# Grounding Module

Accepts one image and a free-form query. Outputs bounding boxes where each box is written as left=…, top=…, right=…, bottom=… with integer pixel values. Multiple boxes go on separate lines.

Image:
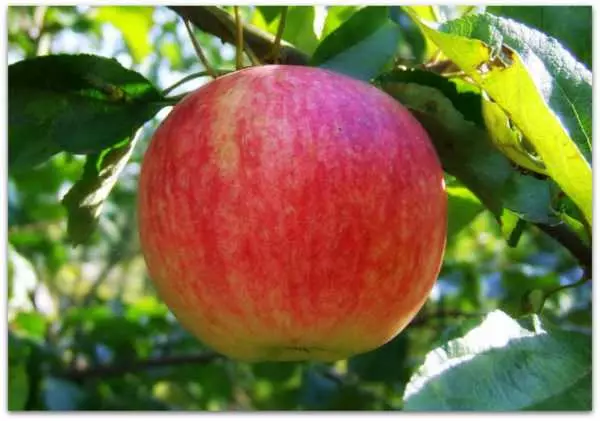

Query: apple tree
left=7, top=5, right=592, bottom=411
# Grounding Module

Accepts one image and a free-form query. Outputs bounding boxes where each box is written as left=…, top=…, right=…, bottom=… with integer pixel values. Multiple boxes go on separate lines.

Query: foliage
left=7, top=5, right=592, bottom=411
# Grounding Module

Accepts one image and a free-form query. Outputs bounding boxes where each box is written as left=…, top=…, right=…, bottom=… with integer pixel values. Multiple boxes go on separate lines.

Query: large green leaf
left=406, top=10, right=592, bottom=227
left=404, top=310, right=592, bottom=410
left=93, top=6, right=154, bottom=63
left=311, top=7, right=402, bottom=81
left=487, top=6, right=592, bottom=69
left=9, top=54, right=164, bottom=170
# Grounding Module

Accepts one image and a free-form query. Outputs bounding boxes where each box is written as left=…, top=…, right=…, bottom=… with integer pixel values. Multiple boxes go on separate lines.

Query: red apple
left=138, top=65, right=446, bottom=362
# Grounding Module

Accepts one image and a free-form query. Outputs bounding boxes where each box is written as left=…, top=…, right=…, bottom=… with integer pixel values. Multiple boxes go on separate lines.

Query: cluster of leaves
left=8, top=5, right=591, bottom=411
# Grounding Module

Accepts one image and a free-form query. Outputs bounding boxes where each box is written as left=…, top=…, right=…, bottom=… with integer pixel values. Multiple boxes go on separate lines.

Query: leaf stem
left=183, top=18, right=217, bottom=79
left=234, top=6, right=244, bottom=69
left=161, top=69, right=233, bottom=96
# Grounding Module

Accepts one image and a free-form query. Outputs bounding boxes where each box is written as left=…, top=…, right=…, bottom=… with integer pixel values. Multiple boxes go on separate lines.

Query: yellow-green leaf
left=94, top=6, right=154, bottom=63
left=482, top=96, right=546, bottom=175
left=405, top=9, right=592, bottom=227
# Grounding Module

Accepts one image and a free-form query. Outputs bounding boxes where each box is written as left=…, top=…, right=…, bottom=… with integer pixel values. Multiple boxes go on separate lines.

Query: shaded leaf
left=378, top=71, right=558, bottom=226
left=8, top=336, right=30, bottom=411
left=9, top=54, right=163, bottom=170
left=312, top=7, right=401, bottom=81
left=43, top=377, right=85, bottom=411
left=348, top=334, right=409, bottom=383
left=61, top=136, right=136, bottom=245
left=299, top=366, right=339, bottom=409
left=404, top=310, right=591, bottom=410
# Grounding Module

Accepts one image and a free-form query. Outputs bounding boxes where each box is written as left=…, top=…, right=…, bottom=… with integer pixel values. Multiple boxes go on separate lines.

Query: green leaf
left=446, top=186, right=484, bottom=241
left=482, top=97, right=546, bottom=176
left=348, top=334, right=410, bottom=383
left=320, top=6, right=359, bottom=39
left=10, top=312, right=48, bottom=342
left=405, top=11, right=592, bottom=227
left=299, top=366, right=339, bottom=409
left=8, top=336, right=30, bottom=411
left=9, top=54, right=163, bottom=170
left=487, top=6, right=592, bottom=69
left=43, top=377, right=85, bottom=410
left=61, top=136, right=136, bottom=245
left=378, top=70, right=557, bottom=226
left=94, top=6, right=154, bottom=63
left=441, top=13, right=592, bottom=165
left=257, top=6, right=285, bottom=25
left=261, top=6, right=318, bottom=55
left=404, top=310, right=591, bottom=410
left=311, top=7, right=402, bottom=81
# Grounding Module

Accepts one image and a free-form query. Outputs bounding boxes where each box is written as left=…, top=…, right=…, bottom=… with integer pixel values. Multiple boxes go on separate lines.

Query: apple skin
left=138, top=65, right=446, bottom=362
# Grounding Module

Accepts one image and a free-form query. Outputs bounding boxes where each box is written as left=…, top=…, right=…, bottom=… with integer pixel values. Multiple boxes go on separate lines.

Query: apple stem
left=183, top=18, right=218, bottom=79
left=234, top=6, right=244, bottom=69
left=265, top=7, right=288, bottom=63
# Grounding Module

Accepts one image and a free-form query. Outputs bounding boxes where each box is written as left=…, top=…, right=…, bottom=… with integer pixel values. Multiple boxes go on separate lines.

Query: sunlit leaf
left=446, top=186, right=484, bottom=241
left=404, top=311, right=592, bottom=410
left=259, top=6, right=318, bottom=55
left=406, top=10, right=592, bottom=227
left=94, top=6, right=154, bottom=63
left=61, top=136, right=136, bottom=245
left=487, top=6, right=592, bottom=69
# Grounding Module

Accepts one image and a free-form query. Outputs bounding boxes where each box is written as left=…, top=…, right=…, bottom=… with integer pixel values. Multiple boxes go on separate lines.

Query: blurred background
left=7, top=5, right=592, bottom=411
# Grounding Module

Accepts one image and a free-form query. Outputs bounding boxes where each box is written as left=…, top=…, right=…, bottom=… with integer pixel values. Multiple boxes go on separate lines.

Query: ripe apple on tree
left=138, top=65, right=447, bottom=362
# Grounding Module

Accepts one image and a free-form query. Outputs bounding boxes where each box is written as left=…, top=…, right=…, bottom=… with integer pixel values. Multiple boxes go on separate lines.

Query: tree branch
left=535, top=222, right=592, bottom=278
left=168, top=6, right=309, bottom=66
left=61, top=352, right=223, bottom=381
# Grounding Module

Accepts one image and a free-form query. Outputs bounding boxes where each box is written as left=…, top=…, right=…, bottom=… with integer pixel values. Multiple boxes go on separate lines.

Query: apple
left=138, top=65, right=446, bottom=362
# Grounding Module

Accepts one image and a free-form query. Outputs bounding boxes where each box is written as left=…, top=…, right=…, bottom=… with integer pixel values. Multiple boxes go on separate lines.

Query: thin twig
left=535, top=222, right=592, bottom=277
left=266, top=6, right=288, bottom=62
left=234, top=6, right=244, bottom=69
left=183, top=18, right=217, bottom=79
left=61, top=352, right=223, bottom=381
left=169, top=6, right=305, bottom=65
left=540, top=274, right=591, bottom=315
